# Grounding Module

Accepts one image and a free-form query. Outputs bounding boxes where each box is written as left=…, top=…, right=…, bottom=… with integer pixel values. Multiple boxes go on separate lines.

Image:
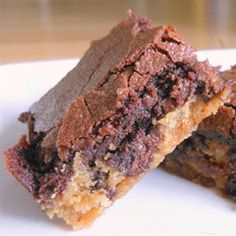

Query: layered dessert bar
left=4, top=12, right=231, bottom=229
left=162, top=66, right=236, bottom=200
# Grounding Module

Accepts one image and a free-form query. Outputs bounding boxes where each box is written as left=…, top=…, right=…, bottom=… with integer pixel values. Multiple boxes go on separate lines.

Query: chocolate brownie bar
left=162, top=66, right=236, bottom=200
left=4, top=12, right=231, bottom=229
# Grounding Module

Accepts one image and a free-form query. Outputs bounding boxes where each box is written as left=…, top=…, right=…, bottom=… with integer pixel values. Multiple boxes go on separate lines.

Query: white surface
left=0, top=49, right=236, bottom=236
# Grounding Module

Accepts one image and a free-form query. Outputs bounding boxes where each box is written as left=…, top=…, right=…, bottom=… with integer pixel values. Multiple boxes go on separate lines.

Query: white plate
left=1, top=49, right=236, bottom=236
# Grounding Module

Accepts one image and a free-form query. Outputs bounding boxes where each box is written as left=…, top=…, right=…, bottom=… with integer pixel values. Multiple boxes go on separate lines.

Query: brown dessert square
left=4, top=12, right=231, bottom=229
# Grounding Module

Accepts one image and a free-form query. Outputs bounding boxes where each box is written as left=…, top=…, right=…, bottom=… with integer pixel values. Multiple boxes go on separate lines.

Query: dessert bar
left=4, top=12, right=231, bottom=228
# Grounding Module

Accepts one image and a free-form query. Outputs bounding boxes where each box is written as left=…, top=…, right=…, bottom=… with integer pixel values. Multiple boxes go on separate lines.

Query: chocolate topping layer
left=5, top=13, right=225, bottom=204
left=28, top=14, right=154, bottom=133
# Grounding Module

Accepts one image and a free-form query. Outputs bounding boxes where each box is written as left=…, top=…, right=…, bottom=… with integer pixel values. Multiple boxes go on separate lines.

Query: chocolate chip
left=226, top=175, right=236, bottom=196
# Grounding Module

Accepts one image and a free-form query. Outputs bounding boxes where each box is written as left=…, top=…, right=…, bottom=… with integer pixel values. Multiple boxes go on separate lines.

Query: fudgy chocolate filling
left=16, top=133, right=74, bottom=205
left=14, top=63, right=219, bottom=203
left=77, top=64, right=206, bottom=176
